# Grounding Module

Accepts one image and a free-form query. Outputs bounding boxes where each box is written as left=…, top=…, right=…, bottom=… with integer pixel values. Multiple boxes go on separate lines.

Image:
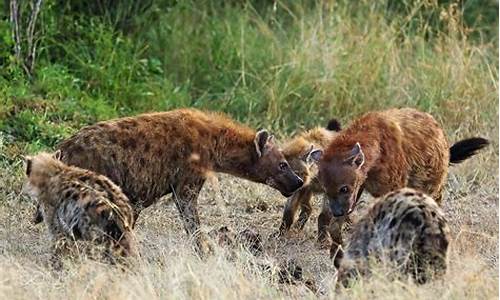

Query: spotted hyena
left=317, top=108, right=488, bottom=246
left=335, top=188, right=450, bottom=286
left=25, top=152, right=137, bottom=267
left=34, top=109, right=303, bottom=254
left=277, top=119, right=341, bottom=243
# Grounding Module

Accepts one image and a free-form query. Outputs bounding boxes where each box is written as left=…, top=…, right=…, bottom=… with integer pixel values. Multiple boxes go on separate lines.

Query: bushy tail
left=449, top=137, right=489, bottom=164
left=326, top=119, right=342, bottom=132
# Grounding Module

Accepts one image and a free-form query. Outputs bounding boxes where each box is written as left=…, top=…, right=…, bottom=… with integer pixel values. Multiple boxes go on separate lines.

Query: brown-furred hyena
left=335, top=188, right=450, bottom=286
left=317, top=108, right=488, bottom=248
left=34, top=109, right=304, bottom=254
left=277, top=119, right=341, bottom=243
left=25, top=152, right=137, bottom=268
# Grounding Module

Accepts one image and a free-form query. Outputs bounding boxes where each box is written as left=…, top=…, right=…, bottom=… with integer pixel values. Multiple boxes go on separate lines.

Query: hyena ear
left=303, top=145, right=323, bottom=164
left=254, top=130, right=274, bottom=157
left=53, top=150, right=62, bottom=160
left=345, top=142, right=364, bottom=169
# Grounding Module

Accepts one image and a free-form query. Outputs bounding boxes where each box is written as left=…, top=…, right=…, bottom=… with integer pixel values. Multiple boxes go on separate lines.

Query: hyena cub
left=278, top=119, right=341, bottom=243
left=24, top=152, right=137, bottom=267
left=335, top=188, right=450, bottom=286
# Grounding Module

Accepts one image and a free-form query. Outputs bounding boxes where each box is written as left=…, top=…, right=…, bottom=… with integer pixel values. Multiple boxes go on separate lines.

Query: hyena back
left=336, top=188, right=450, bottom=286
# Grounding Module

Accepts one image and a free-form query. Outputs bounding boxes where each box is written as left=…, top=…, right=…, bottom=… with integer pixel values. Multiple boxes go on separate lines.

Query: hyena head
left=24, top=151, right=63, bottom=203
left=284, top=144, right=324, bottom=187
left=318, top=143, right=366, bottom=217
left=252, top=130, right=304, bottom=197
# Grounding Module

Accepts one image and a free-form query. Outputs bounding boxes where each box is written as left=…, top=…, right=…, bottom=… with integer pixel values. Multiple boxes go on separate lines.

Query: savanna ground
left=0, top=1, right=498, bottom=299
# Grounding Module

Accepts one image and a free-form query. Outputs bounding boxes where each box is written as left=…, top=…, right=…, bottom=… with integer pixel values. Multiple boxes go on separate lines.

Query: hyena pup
left=25, top=152, right=137, bottom=267
left=336, top=188, right=450, bottom=286
left=35, top=108, right=303, bottom=255
left=318, top=108, right=488, bottom=246
left=277, top=119, right=341, bottom=243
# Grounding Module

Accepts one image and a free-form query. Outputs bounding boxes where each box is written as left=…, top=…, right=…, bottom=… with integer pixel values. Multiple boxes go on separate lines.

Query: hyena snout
left=329, top=197, right=351, bottom=217
left=278, top=173, right=304, bottom=197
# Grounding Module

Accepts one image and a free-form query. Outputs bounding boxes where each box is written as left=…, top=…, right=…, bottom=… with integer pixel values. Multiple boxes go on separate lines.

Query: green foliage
left=0, top=0, right=497, bottom=150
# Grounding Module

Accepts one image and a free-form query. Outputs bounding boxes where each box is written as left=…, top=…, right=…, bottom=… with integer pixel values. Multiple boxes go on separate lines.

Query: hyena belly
left=337, top=188, right=450, bottom=286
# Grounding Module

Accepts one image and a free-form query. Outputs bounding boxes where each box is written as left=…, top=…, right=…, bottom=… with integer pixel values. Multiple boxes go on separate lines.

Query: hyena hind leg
left=50, top=235, right=73, bottom=270
left=102, top=231, right=139, bottom=266
left=317, top=198, right=334, bottom=246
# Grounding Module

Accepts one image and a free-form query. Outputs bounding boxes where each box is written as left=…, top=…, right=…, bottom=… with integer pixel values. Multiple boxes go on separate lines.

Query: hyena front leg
left=295, top=188, right=314, bottom=230
left=172, top=177, right=211, bottom=256
left=317, top=197, right=333, bottom=246
left=105, top=231, right=139, bottom=265
left=277, top=188, right=307, bottom=236
left=329, top=219, right=345, bottom=266
left=431, top=185, right=445, bottom=206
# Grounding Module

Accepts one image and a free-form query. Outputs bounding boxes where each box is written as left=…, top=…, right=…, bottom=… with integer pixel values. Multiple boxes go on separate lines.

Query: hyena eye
left=339, top=185, right=349, bottom=194
left=279, top=162, right=288, bottom=171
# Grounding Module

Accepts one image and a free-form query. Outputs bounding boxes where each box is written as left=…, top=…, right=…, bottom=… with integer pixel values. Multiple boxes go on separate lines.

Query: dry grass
left=0, top=128, right=497, bottom=299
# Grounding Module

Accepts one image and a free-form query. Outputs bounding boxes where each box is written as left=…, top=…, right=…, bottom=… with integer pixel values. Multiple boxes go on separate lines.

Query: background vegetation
left=0, top=0, right=498, bottom=151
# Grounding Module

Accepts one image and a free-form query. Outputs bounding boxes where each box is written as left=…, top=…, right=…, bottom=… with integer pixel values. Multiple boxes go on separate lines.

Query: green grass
left=0, top=0, right=497, bottom=150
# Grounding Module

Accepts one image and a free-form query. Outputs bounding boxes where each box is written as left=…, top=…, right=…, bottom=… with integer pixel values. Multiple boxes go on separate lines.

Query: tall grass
left=0, top=0, right=497, bottom=149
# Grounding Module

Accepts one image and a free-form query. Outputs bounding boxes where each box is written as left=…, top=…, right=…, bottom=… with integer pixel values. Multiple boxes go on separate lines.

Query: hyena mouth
left=266, top=178, right=294, bottom=197
left=347, top=193, right=362, bottom=215
left=265, top=178, right=277, bottom=189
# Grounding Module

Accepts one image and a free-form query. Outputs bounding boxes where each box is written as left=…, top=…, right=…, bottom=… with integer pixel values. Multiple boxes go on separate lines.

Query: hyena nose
left=297, top=176, right=304, bottom=189
left=330, top=201, right=347, bottom=217
left=293, top=176, right=304, bottom=191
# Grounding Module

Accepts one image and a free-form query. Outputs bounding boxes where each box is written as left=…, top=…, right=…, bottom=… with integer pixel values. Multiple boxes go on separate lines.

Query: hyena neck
left=212, top=129, right=260, bottom=181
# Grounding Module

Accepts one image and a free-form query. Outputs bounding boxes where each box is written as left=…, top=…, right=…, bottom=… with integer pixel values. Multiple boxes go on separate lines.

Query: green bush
left=0, top=0, right=497, bottom=150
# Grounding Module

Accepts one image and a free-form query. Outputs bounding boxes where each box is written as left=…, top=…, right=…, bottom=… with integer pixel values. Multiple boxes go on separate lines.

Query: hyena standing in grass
left=35, top=109, right=303, bottom=254
left=317, top=108, right=488, bottom=250
left=336, top=188, right=450, bottom=286
left=24, top=152, right=137, bottom=268
left=277, top=119, right=341, bottom=243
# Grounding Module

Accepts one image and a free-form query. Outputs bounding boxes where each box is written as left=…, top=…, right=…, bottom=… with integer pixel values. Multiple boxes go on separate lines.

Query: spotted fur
left=35, top=109, right=303, bottom=255
left=336, top=188, right=450, bottom=286
left=25, top=152, right=137, bottom=267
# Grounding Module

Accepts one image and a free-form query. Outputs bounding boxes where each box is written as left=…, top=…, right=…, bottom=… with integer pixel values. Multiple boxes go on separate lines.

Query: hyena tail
left=449, top=137, right=489, bottom=165
left=326, top=119, right=342, bottom=132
